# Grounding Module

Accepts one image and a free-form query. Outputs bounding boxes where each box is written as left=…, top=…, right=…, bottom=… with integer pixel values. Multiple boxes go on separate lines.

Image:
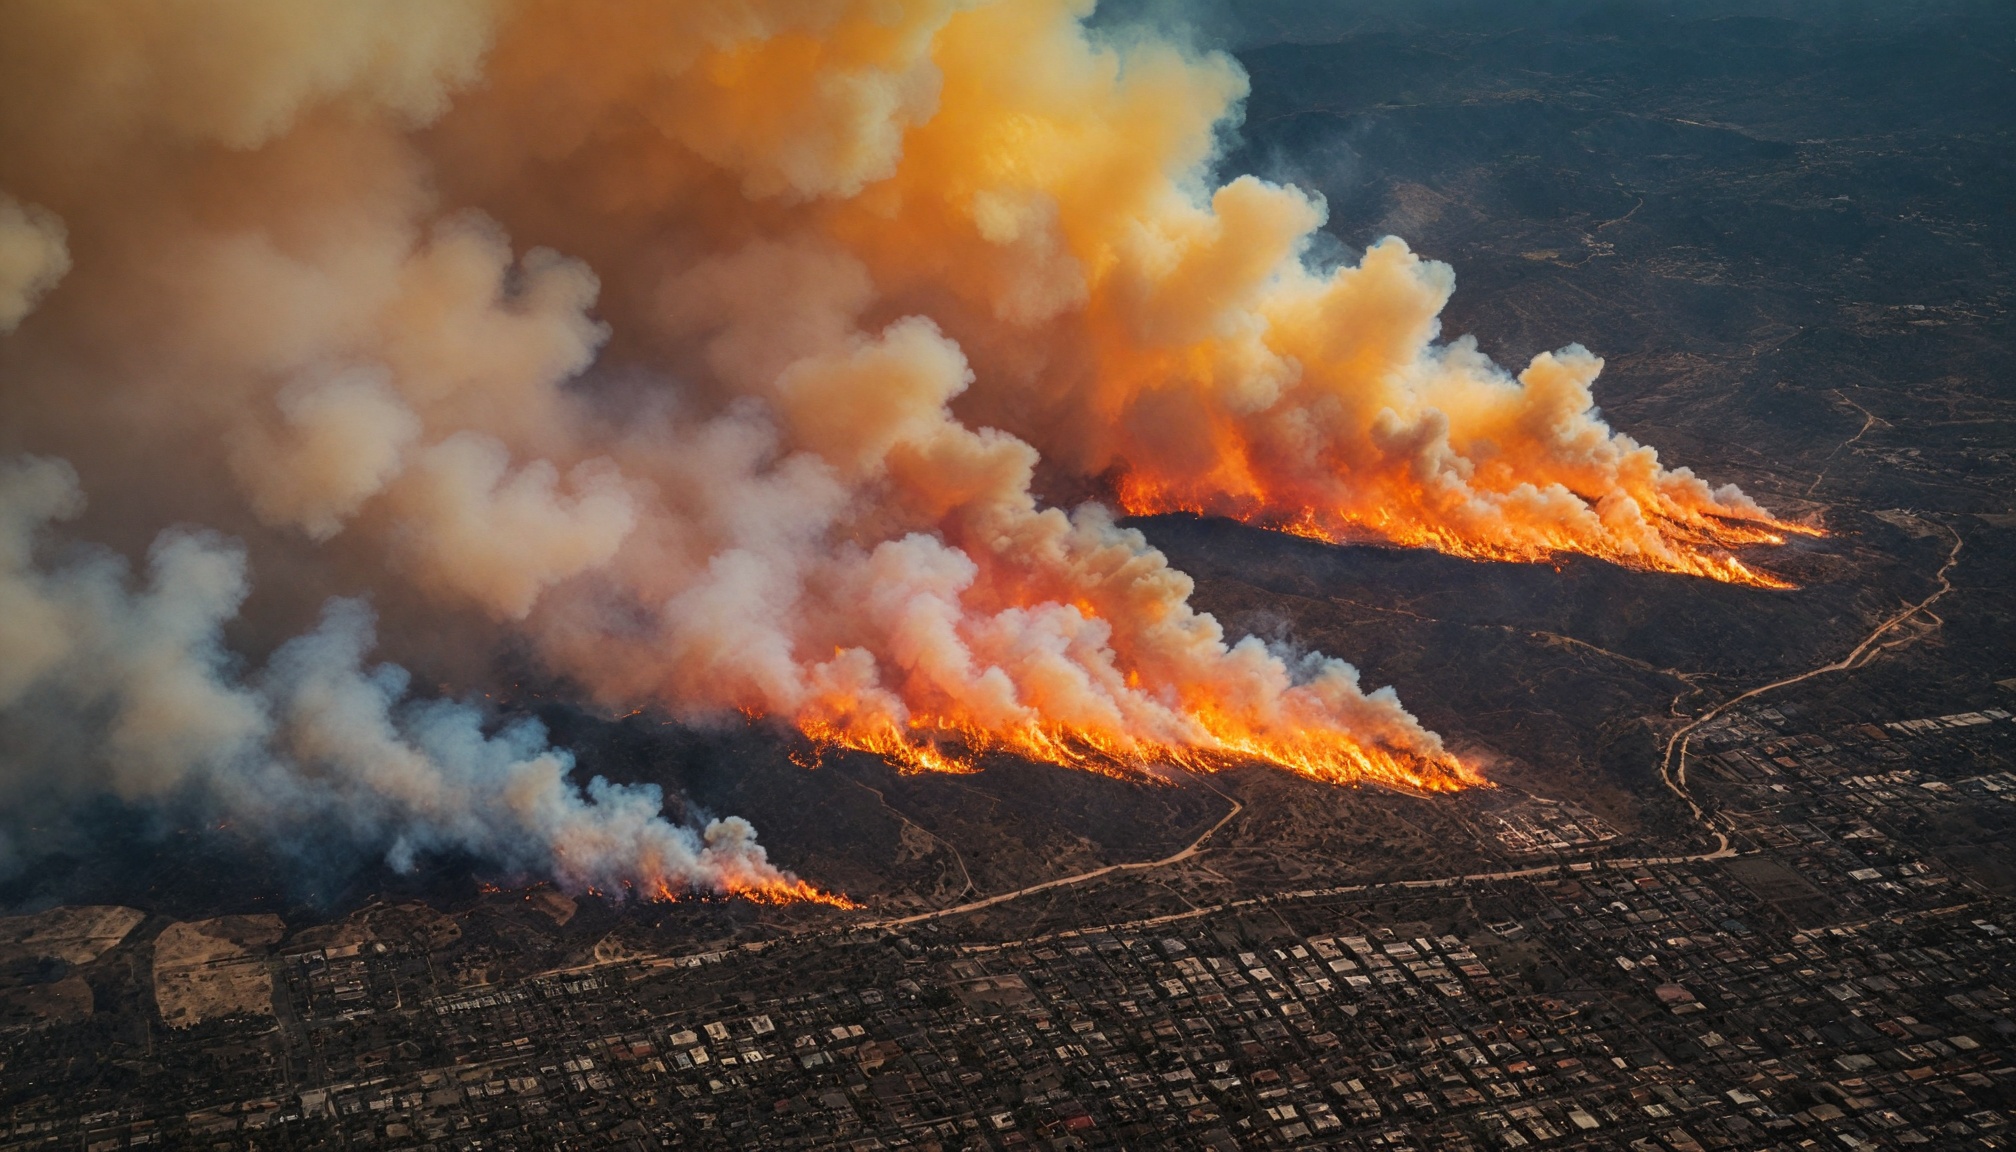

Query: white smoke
left=0, top=195, right=67, bottom=333
left=0, top=455, right=800, bottom=895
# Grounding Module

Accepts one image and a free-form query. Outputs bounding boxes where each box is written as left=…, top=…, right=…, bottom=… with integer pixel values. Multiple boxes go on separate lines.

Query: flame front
left=800, top=701, right=1488, bottom=792
left=1117, top=475, right=1820, bottom=590
left=804, top=714, right=1478, bottom=791
left=648, top=877, right=862, bottom=911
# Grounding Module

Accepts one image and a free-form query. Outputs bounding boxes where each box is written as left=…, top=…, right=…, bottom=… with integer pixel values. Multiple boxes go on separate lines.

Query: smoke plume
left=0, top=457, right=817, bottom=900
left=0, top=0, right=1790, bottom=898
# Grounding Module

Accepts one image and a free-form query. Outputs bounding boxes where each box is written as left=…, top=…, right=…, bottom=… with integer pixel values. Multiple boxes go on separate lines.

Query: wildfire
left=524, top=866, right=858, bottom=910
left=799, top=712, right=1481, bottom=794
left=800, top=718, right=985, bottom=776
left=546, top=827, right=856, bottom=910
left=646, top=878, right=861, bottom=911
left=1114, top=475, right=1822, bottom=590
left=0, top=0, right=1839, bottom=910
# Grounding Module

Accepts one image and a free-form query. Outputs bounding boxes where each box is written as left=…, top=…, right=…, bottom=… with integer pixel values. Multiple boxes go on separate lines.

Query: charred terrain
left=3, top=3, right=2015, bottom=1150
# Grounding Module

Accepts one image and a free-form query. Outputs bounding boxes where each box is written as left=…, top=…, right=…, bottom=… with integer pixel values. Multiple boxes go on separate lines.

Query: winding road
left=860, top=521, right=1971, bottom=930
left=1657, top=520, right=1964, bottom=834
left=520, top=522, right=1979, bottom=977
left=866, top=776, right=1245, bottom=929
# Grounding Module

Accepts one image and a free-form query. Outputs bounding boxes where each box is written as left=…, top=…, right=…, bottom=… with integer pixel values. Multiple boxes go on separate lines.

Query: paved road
left=1657, top=521, right=1963, bottom=833
left=862, top=793, right=1743, bottom=932
left=866, top=777, right=1245, bottom=929
left=532, top=811, right=1752, bottom=979
left=936, top=844, right=1757, bottom=953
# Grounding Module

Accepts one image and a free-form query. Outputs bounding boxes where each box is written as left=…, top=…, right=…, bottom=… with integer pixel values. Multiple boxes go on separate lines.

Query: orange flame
left=1114, top=475, right=1821, bottom=590
left=800, top=712, right=1480, bottom=794
left=647, top=877, right=861, bottom=910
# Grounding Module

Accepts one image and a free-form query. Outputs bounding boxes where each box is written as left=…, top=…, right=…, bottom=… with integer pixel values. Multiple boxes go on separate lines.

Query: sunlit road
left=866, top=778, right=1245, bottom=930
left=1657, top=521, right=1964, bottom=837
left=911, top=840, right=1751, bottom=948
left=861, top=787, right=1742, bottom=932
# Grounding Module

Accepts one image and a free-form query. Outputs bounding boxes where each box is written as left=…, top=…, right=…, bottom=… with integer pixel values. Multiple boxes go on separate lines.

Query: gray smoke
left=0, top=455, right=802, bottom=896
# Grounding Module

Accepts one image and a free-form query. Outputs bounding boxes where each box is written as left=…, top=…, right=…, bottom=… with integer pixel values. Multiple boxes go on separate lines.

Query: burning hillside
left=0, top=0, right=1796, bottom=901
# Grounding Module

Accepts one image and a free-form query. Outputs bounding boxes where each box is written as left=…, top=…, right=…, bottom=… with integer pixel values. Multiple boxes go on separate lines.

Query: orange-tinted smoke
left=429, top=1, right=1791, bottom=777
left=793, top=6, right=1816, bottom=589
left=0, top=0, right=1806, bottom=827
